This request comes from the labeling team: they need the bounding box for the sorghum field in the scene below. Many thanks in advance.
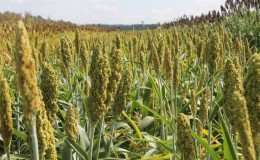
[0,1,260,160]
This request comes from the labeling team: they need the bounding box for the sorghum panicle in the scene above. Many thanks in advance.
[105,47,123,106]
[40,62,59,124]
[15,21,39,124]
[88,46,111,124]
[244,54,260,146]
[65,105,78,141]
[113,68,132,120]
[0,77,13,154]
[177,113,196,160]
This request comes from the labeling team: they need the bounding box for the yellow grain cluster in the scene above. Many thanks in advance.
[40,62,59,124]
[224,58,256,160]
[113,68,132,119]
[0,77,13,155]
[176,113,196,160]
[15,20,40,124]
[65,105,78,140]
[88,45,111,124]
[244,54,260,150]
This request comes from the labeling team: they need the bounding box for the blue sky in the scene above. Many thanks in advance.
[0,0,226,24]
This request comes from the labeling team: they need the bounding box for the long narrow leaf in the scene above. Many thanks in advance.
[191,130,221,160]
[219,111,238,160]
[133,101,174,132]
[122,111,143,140]
[64,137,88,160]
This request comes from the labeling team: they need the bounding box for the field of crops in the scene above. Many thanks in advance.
[0,3,260,160]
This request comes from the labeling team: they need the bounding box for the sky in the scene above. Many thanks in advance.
[0,0,226,24]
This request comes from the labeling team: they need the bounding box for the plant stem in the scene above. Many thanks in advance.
[4,142,11,160]
[107,120,116,157]
[173,85,178,160]
[95,117,104,160]
[89,123,95,160]
[30,115,39,160]
[207,75,214,160]
[170,83,176,160]
[158,75,165,140]
[68,147,72,160]
[17,95,21,154]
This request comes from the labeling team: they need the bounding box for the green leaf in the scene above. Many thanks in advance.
[191,130,221,160]
[143,148,159,158]
[219,111,238,160]
[209,94,223,121]
[64,137,88,160]
[133,101,174,132]
[139,153,174,160]
[0,154,31,160]
[13,128,28,140]
[137,116,154,130]
[148,72,162,103]
[122,111,143,140]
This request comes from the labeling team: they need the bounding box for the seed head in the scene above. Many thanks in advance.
[65,105,78,141]
[60,36,72,77]
[164,46,173,81]
[113,68,132,120]
[229,91,256,160]
[197,71,206,92]
[245,39,252,61]
[39,41,47,63]
[37,91,57,160]
[177,113,196,160]
[79,41,89,72]
[15,21,39,124]
[88,46,110,124]
[207,32,221,75]
[40,62,59,124]
[0,77,13,154]
[190,90,197,117]
[244,53,260,145]
[74,30,80,54]
[173,54,179,89]
[106,47,123,106]
[223,59,243,128]
[151,43,161,74]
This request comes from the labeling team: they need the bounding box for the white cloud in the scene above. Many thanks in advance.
[92,4,118,13]
[10,0,26,4]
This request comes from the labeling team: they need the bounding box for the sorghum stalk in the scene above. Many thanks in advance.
[15,21,39,160]
[88,45,110,159]
[206,32,221,160]
[172,46,179,160]
[0,77,13,160]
